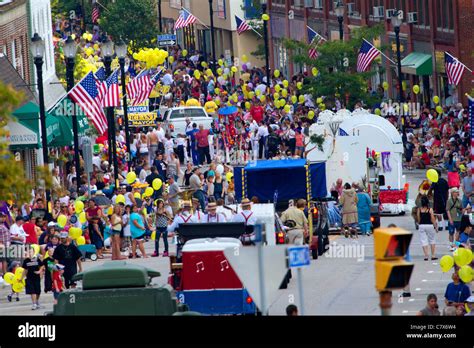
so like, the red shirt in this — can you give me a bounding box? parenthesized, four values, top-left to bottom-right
(23, 222, 38, 244)
(421, 152, 431, 165)
(250, 106, 264, 124)
(52, 271, 63, 292)
(195, 130, 210, 148)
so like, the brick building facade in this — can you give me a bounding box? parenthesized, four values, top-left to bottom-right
(267, 0, 474, 105)
(0, 0, 31, 84)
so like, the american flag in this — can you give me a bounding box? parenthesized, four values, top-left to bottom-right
(357, 40, 380, 73)
(68, 72, 108, 135)
(469, 96, 474, 186)
(92, 3, 100, 24)
(130, 69, 162, 106)
(445, 52, 466, 86)
(102, 69, 121, 108)
(307, 26, 324, 59)
(95, 66, 107, 101)
(126, 69, 147, 101)
(235, 15, 251, 35)
(174, 8, 197, 30)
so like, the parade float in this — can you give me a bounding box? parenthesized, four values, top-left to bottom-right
(306, 109, 406, 215)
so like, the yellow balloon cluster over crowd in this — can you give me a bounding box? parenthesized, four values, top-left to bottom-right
(132, 48, 169, 69)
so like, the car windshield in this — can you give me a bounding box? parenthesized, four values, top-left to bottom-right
(170, 108, 208, 120)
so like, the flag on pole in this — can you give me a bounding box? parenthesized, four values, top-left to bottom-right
(130, 69, 163, 106)
(357, 40, 380, 72)
(94, 66, 107, 101)
(469, 96, 474, 186)
(102, 69, 121, 108)
(126, 69, 147, 101)
(68, 72, 108, 135)
(92, 2, 100, 24)
(307, 26, 325, 59)
(174, 8, 197, 30)
(235, 15, 251, 35)
(445, 52, 466, 86)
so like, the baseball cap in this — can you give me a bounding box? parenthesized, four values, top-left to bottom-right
(59, 232, 69, 239)
(54, 264, 65, 271)
(466, 296, 474, 303)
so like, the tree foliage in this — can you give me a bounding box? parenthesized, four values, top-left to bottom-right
(0, 83, 52, 204)
(285, 24, 386, 109)
(101, 0, 158, 52)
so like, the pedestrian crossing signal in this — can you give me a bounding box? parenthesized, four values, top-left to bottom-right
(374, 227, 414, 291)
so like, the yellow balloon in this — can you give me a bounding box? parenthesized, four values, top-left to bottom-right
(255, 89, 261, 96)
(134, 192, 141, 199)
(217, 68, 223, 75)
(79, 211, 87, 224)
(454, 248, 473, 267)
(273, 92, 280, 100)
(259, 95, 266, 102)
(242, 54, 248, 63)
(439, 255, 455, 272)
(116, 194, 126, 204)
(426, 169, 438, 183)
(316, 97, 323, 104)
(226, 172, 233, 182)
(201, 61, 208, 68)
(218, 59, 224, 66)
(182, 49, 188, 57)
(374, 108, 382, 116)
(284, 105, 291, 113)
(291, 95, 297, 104)
(283, 80, 289, 88)
(3, 272, 15, 285)
(82, 33, 88, 40)
(412, 84, 420, 94)
(215, 98, 221, 105)
(312, 67, 318, 76)
(168, 56, 175, 64)
(206, 69, 213, 76)
(57, 214, 68, 228)
(71, 34, 76, 40)
(30, 244, 40, 256)
(458, 265, 474, 283)
(74, 200, 84, 213)
(262, 14, 270, 21)
(274, 69, 280, 78)
(214, 88, 220, 95)
(12, 282, 25, 293)
(279, 99, 286, 107)
(275, 85, 281, 92)
(145, 187, 154, 197)
(69, 227, 82, 240)
(297, 82, 303, 90)
(281, 89, 288, 97)
(231, 66, 238, 73)
(76, 236, 86, 246)
(299, 95, 305, 104)
(245, 101, 251, 110)
(194, 70, 201, 79)
(152, 178, 163, 190)
(433, 96, 440, 104)
(436, 105, 443, 114)
(126, 172, 137, 184)
(14, 267, 24, 279)
(308, 110, 315, 119)
(382, 81, 389, 90)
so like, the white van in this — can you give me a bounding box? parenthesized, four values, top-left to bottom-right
(160, 107, 213, 136)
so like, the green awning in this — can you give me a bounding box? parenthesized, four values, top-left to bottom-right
(48, 97, 90, 147)
(11, 101, 61, 147)
(401, 52, 433, 76)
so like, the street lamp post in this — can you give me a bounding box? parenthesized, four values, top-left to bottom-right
(101, 36, 119, 187)
(261, 0, 270, 88)
(158, 0, 163, 32)
(64, 36, 81, 193)
(115, 38, 132, 172)
(31, 33, 48, 165)
(335, 1, 345, 41)
(391, 12, 404, 104)
(208, 0, 217, 74)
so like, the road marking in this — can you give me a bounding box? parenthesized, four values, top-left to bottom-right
(409, 299, 416, 302)
(402, 310, 419, 314)
(415, 288, 421, 291)
(427, 270, 434, 274)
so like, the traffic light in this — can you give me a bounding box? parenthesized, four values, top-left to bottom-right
(374, 227, 414, 291)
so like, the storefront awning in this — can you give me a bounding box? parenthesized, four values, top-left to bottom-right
(48, 97, 90, 147)
(11, 101, 61, 147)
(401, 52, 433, 76)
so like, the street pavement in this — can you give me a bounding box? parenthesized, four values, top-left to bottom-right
(0, 170, 465, 315)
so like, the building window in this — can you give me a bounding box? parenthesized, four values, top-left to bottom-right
(11, 40, 16, 69)
(170, 0, 181, 9)
(217, 0, 225, 19)
(436, 0, 453, 31)
(244, 0, 259, 19)
(414, 0, 430, 28)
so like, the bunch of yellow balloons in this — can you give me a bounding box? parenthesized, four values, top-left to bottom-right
(132, 48, 168, 69)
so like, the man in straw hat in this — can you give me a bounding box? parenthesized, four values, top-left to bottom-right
(167, 200, 196, 234)
(203, 202, 226, 223)
(231, 198, 257, 227)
